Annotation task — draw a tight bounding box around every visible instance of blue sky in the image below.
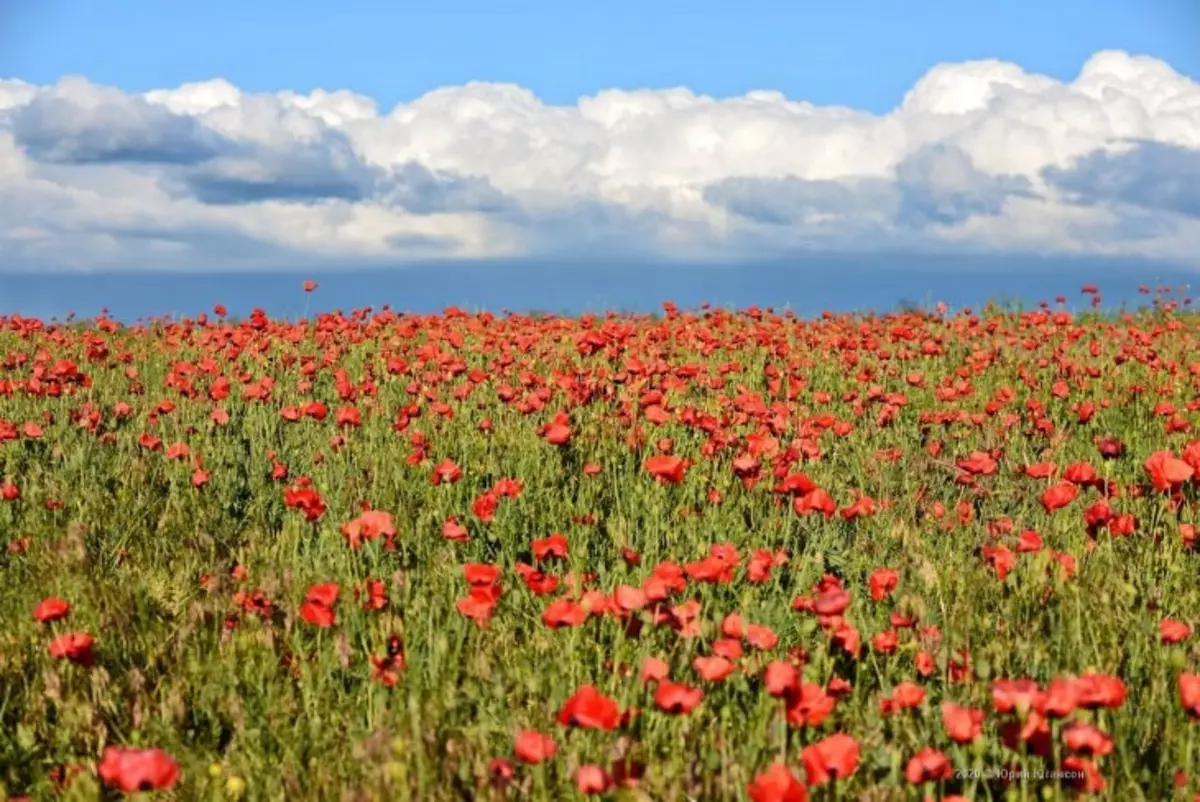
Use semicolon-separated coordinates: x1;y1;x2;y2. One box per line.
4;0;1198;113
1;0;1199;317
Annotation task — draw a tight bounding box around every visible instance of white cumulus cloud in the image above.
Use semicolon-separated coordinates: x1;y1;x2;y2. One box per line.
1;49;1199;271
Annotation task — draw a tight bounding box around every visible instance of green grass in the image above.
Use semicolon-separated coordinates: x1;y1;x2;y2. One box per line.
0;299;1198;800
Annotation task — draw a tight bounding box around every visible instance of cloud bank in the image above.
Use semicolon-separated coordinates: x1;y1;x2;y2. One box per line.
1;50;1199;270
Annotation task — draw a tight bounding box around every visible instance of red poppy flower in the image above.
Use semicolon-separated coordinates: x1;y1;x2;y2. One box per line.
654;680;703;714
764;660;798;697
1074;673;1126;710
1041;481;1079;513
283;486;327;521
641;656;669;685
541;597;586;628
941;702;983;744
299;582;339;627
957;451;997;476
812;588;851;617
1180;673;1200;718
1162;619;1192;645
1144;451;1194;492
430;459;463;485
867;568;898;602
880;681;925;714
456;587;500;623
993;678;1041;715
785;683;836;728
746;549;781;583
904;747;952;785
48;632;94;666
612;584;647;612
693;655;735;682
825;677;854;696
981;544;1016;581
1063;722;1114;757
794;488;837;517
513;730;556;764
461;564;499;587
340;509;396;550
1061;757;1106;793
1042;677;1079;718
872;629;899;654
487;758;514;787
574;764;611;795
98;746;180;793
747;762;808;802
644;454;688;484
557;685;621;731
443;516;469;542
371;652;405;687
542;413;572;446
801;733;860;786
472;491;499;523
746;623;778;650
33;597;71;623
355;579;389;612
532;532;569;562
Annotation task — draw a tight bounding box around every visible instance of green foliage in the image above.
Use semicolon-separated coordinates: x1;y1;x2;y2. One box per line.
0;301;1197;800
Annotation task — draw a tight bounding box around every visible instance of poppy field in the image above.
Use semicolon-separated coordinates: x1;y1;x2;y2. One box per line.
3;285;1200;801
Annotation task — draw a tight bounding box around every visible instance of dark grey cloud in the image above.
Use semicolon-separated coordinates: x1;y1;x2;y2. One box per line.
894;144;1036;227
703;144;1035;232
384;233;461;252
5;80;518;213
89;223;286;260
10;87;231;165
516;197;709;258
378;162;516;215
1043;141;1200;219
178;152;518;212
173;141;518;212
703;176;872;224
174;131;379;205
6;82;382;205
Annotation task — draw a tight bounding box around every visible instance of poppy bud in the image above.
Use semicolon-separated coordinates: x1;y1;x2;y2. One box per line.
224;777;246;798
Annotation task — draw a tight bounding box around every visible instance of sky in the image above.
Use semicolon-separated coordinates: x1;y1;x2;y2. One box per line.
1;0;1199;318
